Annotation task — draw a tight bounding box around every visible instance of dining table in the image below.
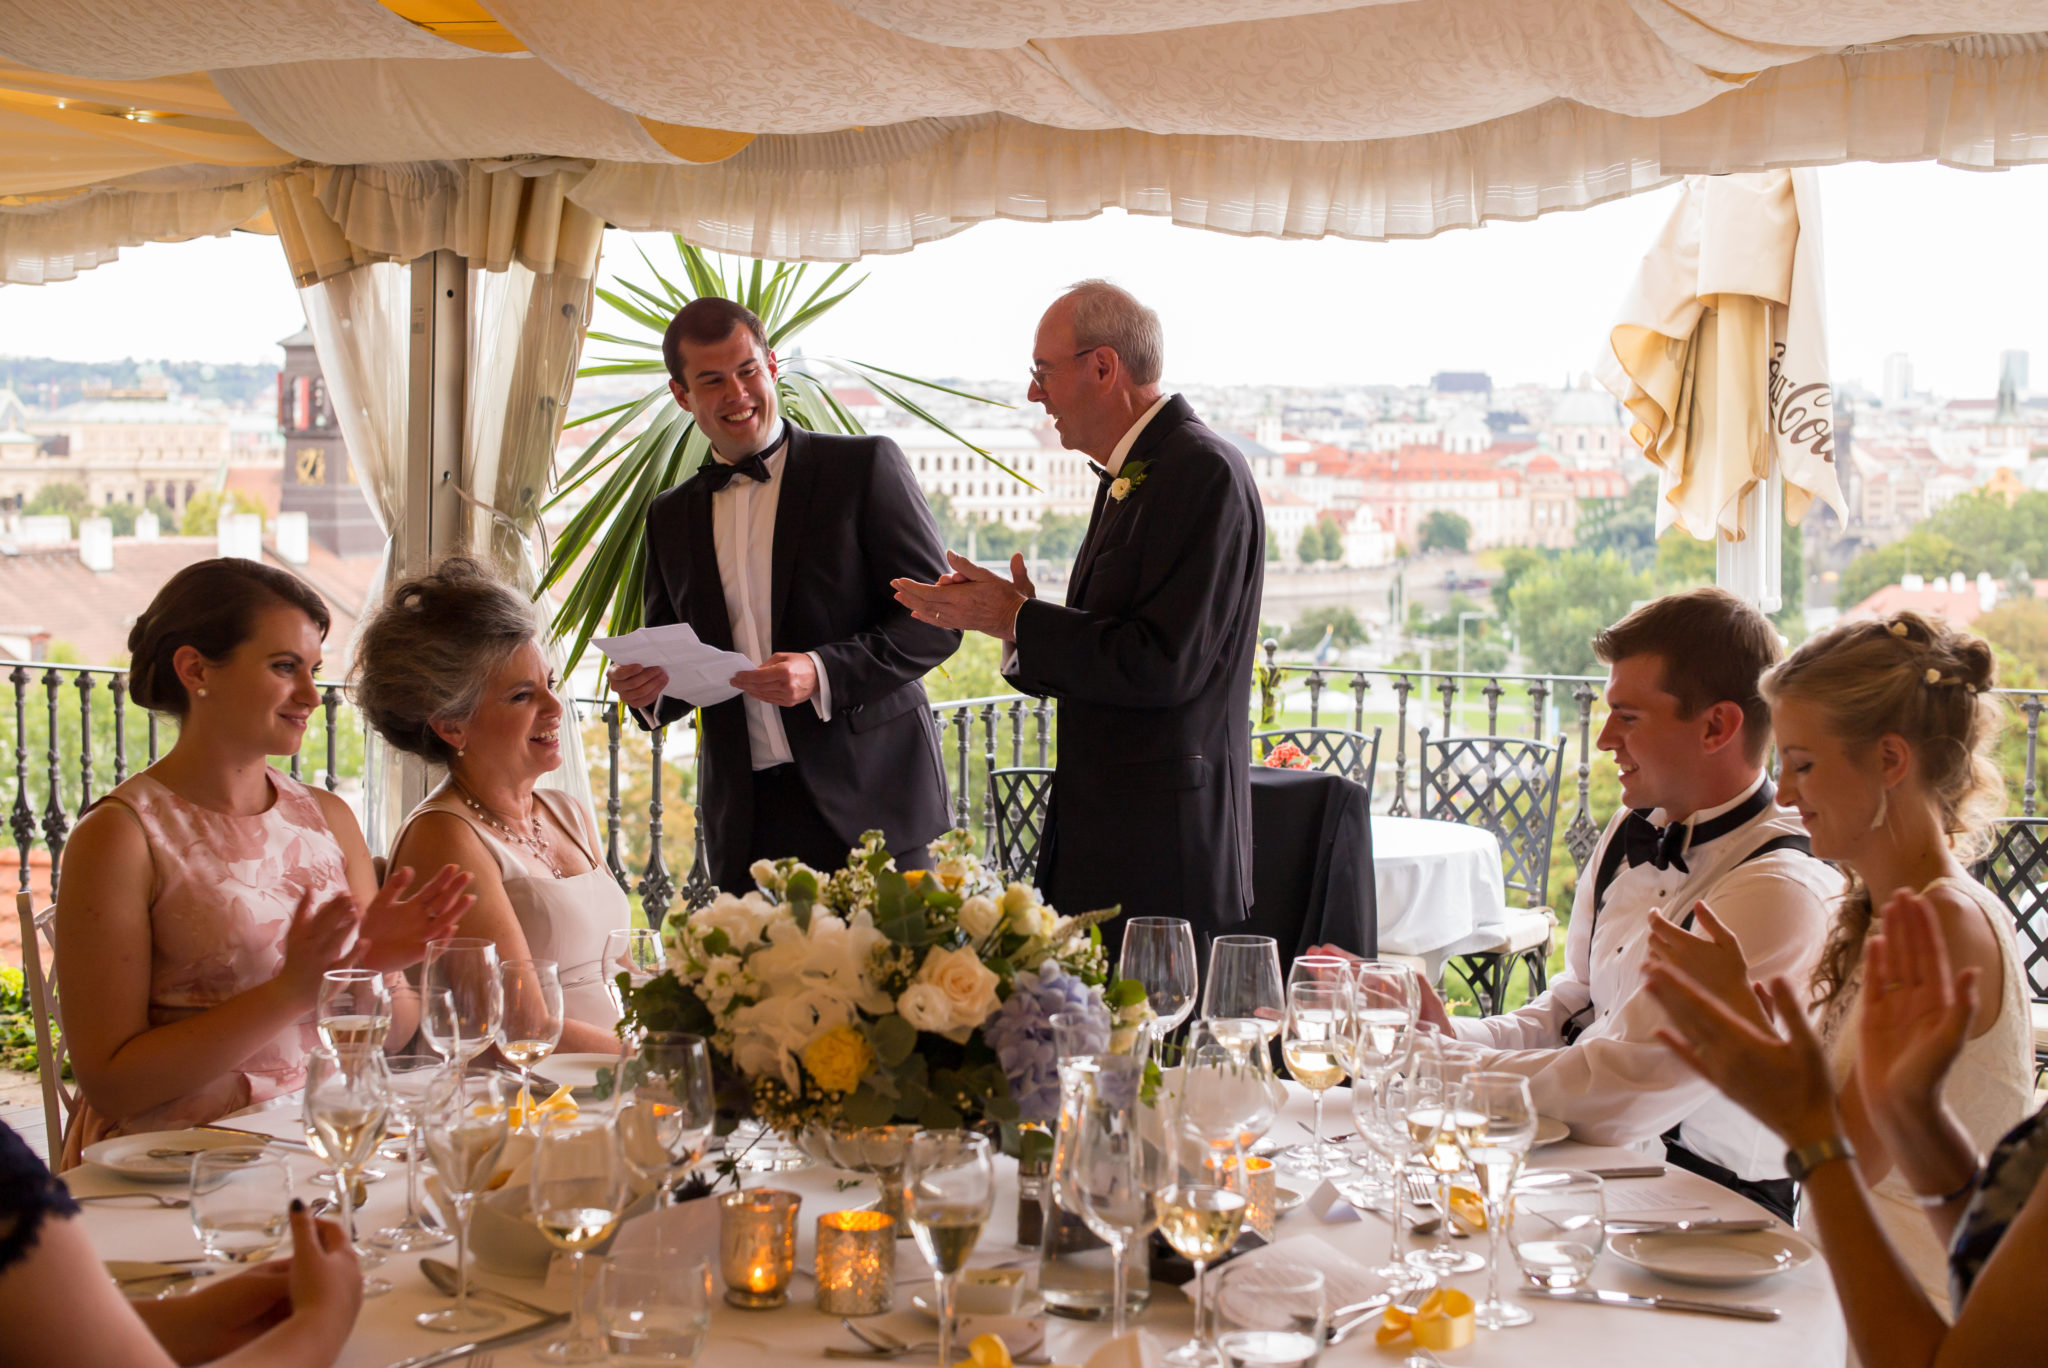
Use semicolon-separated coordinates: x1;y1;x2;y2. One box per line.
69;1079;1848;1368
1371;815;1515;981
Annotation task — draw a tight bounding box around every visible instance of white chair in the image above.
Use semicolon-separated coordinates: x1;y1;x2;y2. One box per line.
15;892;77;1159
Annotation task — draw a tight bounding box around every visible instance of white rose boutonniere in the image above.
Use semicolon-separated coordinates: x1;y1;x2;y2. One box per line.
1109;458;1151;502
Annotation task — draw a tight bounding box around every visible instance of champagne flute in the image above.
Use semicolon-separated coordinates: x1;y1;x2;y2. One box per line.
530;1114;630;1364
1157;1087;1248;1368
370;1053;452;1251
1339;962;1418;1201
1404;1043;1486;1276
1277;979;1350;1179
189;1149;290;1268
303;1045;393;1296
601;927;665;1019
616;1031;716;1205
1118;917;1198;1048
316;968;392;1053
902;1130;995;1368
1458;1072;1539;1329
417;1068;510;1333
497;957;565;1112
422;937;503;1064
1345;1074;1436;1295
1201;935;1285;1042
1070;1056;1166;1341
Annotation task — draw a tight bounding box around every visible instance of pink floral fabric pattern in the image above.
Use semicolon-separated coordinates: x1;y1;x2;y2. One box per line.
62;769;352;1166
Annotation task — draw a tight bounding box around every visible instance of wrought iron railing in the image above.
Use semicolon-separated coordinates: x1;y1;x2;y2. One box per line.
9;656;2048;930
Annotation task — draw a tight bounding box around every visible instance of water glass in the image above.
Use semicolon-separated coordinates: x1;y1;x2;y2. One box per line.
422;938;503;1063
1511;1172;1605;1290
1405;1040;1486;1276
498;957;565;1112
316;968;392;1054
1201;935;1285;1041
1118;917;1198;1041
601;927;666;1019
189;1148;290;1266
1213;1262;1326;1368
598;1254;714;1363
902;1130;995;1368
371;1053;452;1251
417;1069;511;1334
1343;1075;1435;1295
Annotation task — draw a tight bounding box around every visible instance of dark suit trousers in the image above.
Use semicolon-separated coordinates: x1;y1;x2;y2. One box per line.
717;764;933;893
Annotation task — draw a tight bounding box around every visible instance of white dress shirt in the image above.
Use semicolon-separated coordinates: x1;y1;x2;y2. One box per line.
1449;773;1839;1178
707;424;832;770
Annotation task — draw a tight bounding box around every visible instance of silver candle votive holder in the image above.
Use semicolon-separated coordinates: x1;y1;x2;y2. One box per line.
814;1208;896;1315
719;1188;801;1309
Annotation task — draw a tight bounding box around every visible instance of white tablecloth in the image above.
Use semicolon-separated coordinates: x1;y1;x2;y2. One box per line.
1373;815;1511;971
69;1084;1846;1368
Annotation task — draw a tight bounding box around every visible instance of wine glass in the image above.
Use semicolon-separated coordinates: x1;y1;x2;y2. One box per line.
1179;1018;1277;1180
370;1053;452;1251
1404;1042;1486;1276
1069;1056;1166;1341
1277;979;1351;1180
530;1113;630;1364
498;957;565;1113
1156;1087;1248;1368
1338;962;1418;1202
422;938;503;1064
1345;1073;1436;1295
1214;1262;1326;1368
615;1031;716;1206
1458;1071;1539;1329
902;1130;995;1368
303;1045;393;1296
417;1068;511;1333
601;927;665;1018
189;1148;290;1268
1201;935;1284;1041
316;968;392;1054
1286;953;1354;990
1118;916;1198;1047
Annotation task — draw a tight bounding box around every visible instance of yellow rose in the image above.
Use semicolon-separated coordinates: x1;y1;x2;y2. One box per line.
903;869;927;887
802;1025;875;1094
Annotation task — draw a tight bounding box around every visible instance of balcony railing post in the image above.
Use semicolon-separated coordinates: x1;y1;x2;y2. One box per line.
147;711;160;764
951;709;972;830
320;687;342;792
75;672;95;811
1389;674;1413;817
979;702;999;853
1007;699;1025;769
679;716;716;913
1436;675;1457;736
1529;678;1552;741
602;703;628;891
1483;677;1504;734
10;666;32;894
1563;682;1600;871
1258;639;1279;724
1305;669;1325;727
1034;699;1051;765
1351;674;1369;734
2023;694;2044;818
638;722;675;925
41;669;68;902
111;672;128;786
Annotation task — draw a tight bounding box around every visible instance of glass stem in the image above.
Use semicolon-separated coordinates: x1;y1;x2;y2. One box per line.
453;1195;473;1318
937;1273;956;1368
570;1251;589;1344
1190;1256;1209;1350
1311;1091;1326;1177
338;1165;356;1246
1436;1172;1455;1257
1483;1202;1504;1306
1388;1165;1407;1267
404;1128;424;1223
1111;1236;1128;1340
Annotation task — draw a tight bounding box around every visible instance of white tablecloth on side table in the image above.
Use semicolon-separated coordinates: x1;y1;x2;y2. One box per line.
1372;815;1511;975
68;1083;1845;1368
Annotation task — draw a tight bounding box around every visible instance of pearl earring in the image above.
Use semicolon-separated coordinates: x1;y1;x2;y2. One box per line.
196;687;208;698
457;747;466;758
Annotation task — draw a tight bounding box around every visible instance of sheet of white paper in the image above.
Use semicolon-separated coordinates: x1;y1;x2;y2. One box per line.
1598;1186;1711;1213
593;623;756;707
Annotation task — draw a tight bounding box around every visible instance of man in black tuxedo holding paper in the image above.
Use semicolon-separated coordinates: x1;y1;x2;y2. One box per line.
610;298;958;891
894;281;1265;945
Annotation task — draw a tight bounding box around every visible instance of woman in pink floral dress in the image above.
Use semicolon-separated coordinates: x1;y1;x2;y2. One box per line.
54;560;474;1168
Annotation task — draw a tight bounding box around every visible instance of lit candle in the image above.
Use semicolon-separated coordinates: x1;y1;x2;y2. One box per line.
719;1189;801;1309
1227;1155;1277;1239
815;1209;895;1315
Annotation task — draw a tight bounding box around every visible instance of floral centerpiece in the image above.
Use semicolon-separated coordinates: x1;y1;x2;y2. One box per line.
616;830;1149;1140
1260;741;1315;770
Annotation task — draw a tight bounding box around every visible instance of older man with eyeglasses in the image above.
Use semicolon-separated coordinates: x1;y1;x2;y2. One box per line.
893;280;1265;950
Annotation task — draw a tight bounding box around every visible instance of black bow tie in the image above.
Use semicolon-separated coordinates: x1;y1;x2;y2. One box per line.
1089;461;1113;486
1619;811;1691;873
690;452;772;494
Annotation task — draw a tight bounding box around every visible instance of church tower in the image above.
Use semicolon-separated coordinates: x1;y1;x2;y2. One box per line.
278;327;382;556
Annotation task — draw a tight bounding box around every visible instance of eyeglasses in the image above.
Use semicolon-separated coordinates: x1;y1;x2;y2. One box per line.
1028;348;1098;390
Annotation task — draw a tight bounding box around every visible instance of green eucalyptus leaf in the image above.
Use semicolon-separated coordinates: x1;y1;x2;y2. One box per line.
866;1014;917;1067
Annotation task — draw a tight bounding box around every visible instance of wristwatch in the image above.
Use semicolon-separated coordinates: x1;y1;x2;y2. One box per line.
1783;1135;1857;1183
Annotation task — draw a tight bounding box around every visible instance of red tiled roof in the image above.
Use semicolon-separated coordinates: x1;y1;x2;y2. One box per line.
1841;581;2048;626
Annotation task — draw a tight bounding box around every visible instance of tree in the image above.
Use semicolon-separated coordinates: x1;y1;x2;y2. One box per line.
177;488;267;537
1508;549;1655;676
1834;489;2048;611
1266;526;1281;562
1577;476;1660;570
924;490;965;547
21;482;89;532
1418;509;1471;554
1654;529;1716;588
977;519;1022;561
1282;606;1369;652
1296;520;1324;564
1835;529;1969;611
102;497;174;536
1489;546;1550;619
1035;512;1088;563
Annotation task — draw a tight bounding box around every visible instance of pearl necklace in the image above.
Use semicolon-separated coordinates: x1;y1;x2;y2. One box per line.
455;783;567;879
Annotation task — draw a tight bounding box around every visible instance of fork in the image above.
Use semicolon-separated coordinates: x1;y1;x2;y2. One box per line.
1403;1173;1469;1239
77;1192;189;1209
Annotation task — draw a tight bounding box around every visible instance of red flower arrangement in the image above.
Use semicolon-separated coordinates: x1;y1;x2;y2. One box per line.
1262;741;1314;770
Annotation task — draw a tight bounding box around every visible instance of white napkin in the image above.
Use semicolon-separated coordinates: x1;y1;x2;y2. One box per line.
1184;1232;1385;1311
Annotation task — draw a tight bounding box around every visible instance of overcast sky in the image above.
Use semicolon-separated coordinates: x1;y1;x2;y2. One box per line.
2;160;2043;399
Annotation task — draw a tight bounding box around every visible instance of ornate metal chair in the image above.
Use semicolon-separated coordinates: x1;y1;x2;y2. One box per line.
1967;817;2048;1081
990;767;1057;883
1250;726;1382;809
1417;731;1566;1016
14;893;76;1159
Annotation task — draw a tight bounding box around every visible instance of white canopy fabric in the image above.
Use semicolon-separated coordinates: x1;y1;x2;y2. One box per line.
3;1;2048;279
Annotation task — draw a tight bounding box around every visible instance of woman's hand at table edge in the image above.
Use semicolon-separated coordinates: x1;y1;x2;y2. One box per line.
351;863;475;972
130;1259;292;1364
1644;965;1844;1150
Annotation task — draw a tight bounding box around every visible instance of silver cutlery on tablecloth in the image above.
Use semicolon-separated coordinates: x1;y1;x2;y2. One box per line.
1521;1287;1780;1320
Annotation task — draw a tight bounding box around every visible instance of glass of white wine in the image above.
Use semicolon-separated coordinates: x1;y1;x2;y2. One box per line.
189;1148;290;1268
530;1113;630;1365
302;1045;393;1296
317;969;392;1054
422;938;503;1064
1456;1072;1539;1329
417;1068;512;1334
498;957;565;1115
1404;1041;1486;1276
1277;979;1350;1179
902;1130;995;1368
1157;1089;1248;1368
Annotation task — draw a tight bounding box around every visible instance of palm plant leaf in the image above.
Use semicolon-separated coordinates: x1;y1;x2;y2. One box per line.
545;240;1014;672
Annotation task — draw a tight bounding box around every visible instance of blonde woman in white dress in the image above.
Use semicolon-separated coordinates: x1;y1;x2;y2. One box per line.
1649;610;2031;1317
353;558;630;1049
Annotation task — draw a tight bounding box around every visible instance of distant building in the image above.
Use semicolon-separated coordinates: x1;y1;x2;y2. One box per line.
885;426;1090;527
1841;570;2048;629
1258;486;1318;562
2002;350;2030;397
12;393;232;513
1431;372;1491;396
277;328;382;556
1545;388;1635;465
1883;353;1914;407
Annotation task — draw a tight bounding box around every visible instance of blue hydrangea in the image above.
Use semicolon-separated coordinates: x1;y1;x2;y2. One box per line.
984;963;1106;1124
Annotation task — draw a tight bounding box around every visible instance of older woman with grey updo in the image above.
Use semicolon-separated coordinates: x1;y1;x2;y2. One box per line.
353;557;628;1045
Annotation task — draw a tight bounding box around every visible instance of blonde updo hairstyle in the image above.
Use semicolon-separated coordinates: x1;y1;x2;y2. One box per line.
351;557;544;766
1759;610;2004;1012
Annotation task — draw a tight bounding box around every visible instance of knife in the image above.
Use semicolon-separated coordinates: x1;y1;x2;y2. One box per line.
195;1124;316;1154
1524;1287;1780;1321
1606;1218;1776;1234
384;1310;573;1368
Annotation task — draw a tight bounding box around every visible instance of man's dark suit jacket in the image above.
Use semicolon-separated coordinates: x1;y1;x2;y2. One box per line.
638;424;960;888
1007;395;1265;941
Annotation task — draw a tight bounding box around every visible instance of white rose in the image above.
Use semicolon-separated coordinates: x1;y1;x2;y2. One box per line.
728;990;855;1092
913;944;1002;1039
1001;882;1037;917
691;892;774;951
1005;898;1056;941
749;858;778;891
958;895;1002;942
697;953;747;1014
1109;477;1132;501
897;982;953;1034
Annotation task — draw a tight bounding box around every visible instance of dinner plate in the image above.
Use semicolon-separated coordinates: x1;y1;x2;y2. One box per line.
535;1052;628;1091
1273;1184;1307;1215
1607;1228;1815;1286
1533;1115;1570;1147
82;1129;264;1183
